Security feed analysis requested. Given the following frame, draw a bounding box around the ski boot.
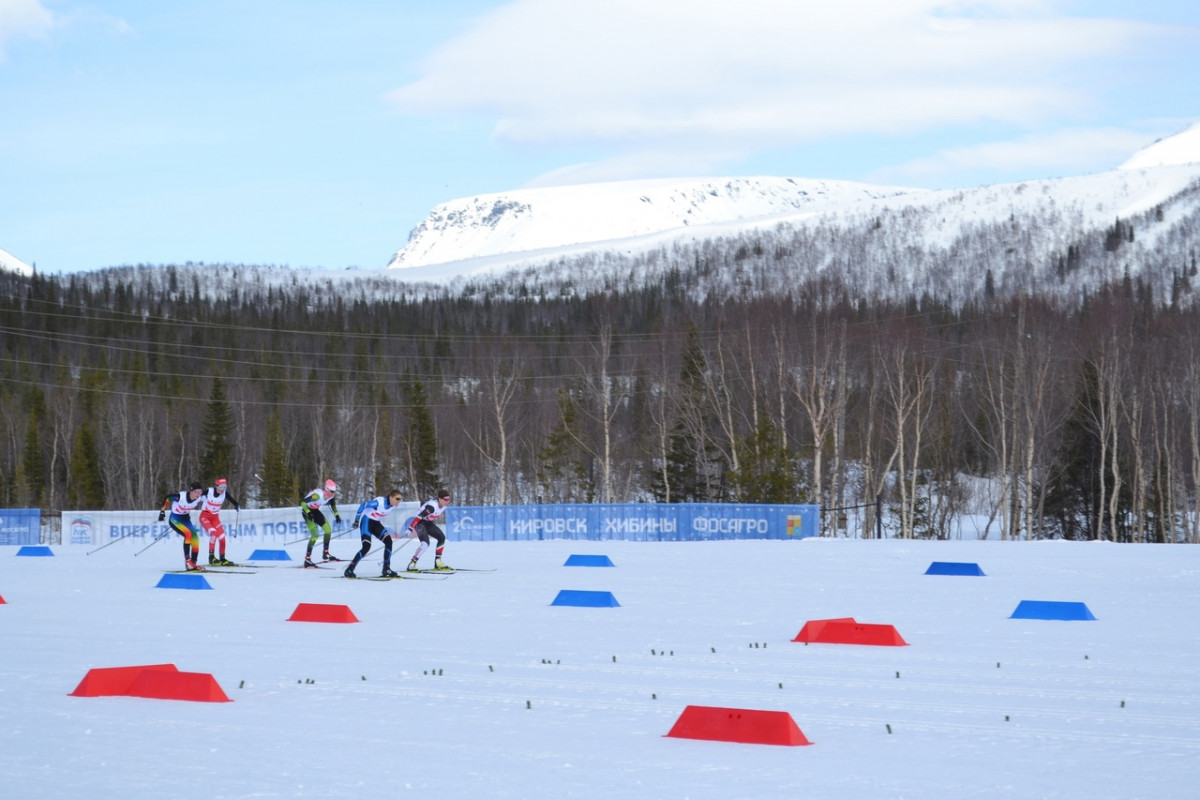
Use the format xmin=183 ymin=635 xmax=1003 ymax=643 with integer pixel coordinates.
xmin=303 ymin=555 xmax=319 ymax=568
xmin=433 ymin=558 xmax=453 ymax=571
xmin=343 ymin=566 xmax=356 ymax=578
xmin=406 ymin=558 xmax=420 ymax=573
xmin=381 ymin=567 xmax=400 ymax=578
xmin=208 ymin=553 xmax=218 ymax=565
xmin=322 ymin=550 xmax=342 ymax=562
xmin=185 ymin=559 xmax=205 ymax=572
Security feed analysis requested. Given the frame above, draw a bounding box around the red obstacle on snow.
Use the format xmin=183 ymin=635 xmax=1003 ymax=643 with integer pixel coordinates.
xmin=666 ymin=705 xmax=812 ymax=746
xmin=70 ymin=663 xmax=231 ymax=702
xmin=70 ymin=664 xmax=180 ymax=697
xmin=0 ymin=593 xmax=6 ymax=604
xmin=287 ymin=602 xmax=359 ymax=623
xmin=126 ymin=668 xmax=231 ymax=702
xmin=792 ymin=617 xmax=908 ymax=646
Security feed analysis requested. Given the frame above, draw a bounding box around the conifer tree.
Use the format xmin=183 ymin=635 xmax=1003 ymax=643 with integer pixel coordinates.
xmin=68 ymin=421 xmax=105 ymax=509
xmin=651 ymin=322 xmax=722 ymax=502
xmin=403 ymin=374 xmax=441 ymax=498
xmin=20 ymin=389 xmax=47 ymax=507
xmin=538 ymin=387 xmax=591 ymax=502
xmin=727 ymin=417 xmax=803 ymax=504
xmin=200 ymin=376 xmax=234 ymax=481
xmin=258 ymin=409 xmax=296 ymax=506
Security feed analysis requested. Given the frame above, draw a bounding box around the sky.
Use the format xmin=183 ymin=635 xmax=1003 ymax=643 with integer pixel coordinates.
xmin=1 ymin=1 xmax=1198 ymax=274
xmin=2 ymin=535 xmax=1198 ymax=798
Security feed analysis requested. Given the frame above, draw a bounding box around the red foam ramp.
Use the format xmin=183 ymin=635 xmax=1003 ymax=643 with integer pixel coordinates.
xmin=69 ymin=664 xmax=179 ymax=697
xmin=126 ymin=669 xmax=231 ymax=702
xmin=791 ymin=617 xmax=857 ymax=642
xmin=794 ymin=618 xmax=907 ymax=646
xmin=0 ymin=594 xmax=6 ymax=604
xmin=287 ymin=602 xmax=359 ymax=623
xmin=666 ymin=705 xmax=812 ymax=746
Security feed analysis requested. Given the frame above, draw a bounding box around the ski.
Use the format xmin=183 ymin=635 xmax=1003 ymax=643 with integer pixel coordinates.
xmin=419 ymin=567 xmax=495 ymax=574
xmin=329 ymin=573 xmax=448 ymax=581
xmin=166 ymin=568 xmax=256 ymax=575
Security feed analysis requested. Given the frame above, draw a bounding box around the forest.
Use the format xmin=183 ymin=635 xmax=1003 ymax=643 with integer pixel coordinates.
xmin=2 ymin=189 xmax=1200 ymax=543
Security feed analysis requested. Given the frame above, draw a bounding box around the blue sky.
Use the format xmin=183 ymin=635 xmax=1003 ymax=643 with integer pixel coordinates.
xmin=2 ymin=0 xmax=1198 ymax=273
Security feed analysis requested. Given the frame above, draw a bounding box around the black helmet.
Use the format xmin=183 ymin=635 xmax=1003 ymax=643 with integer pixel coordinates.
xmin=189 ymin=481 xmax=203 ymax=491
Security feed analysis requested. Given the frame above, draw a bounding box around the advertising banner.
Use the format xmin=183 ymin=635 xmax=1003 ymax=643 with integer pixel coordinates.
xmin=58 ymin=502 xmax=817 ymax=547
xmin=0 ymin=508 xmax=41 ymax=546
xmin=59 ymin=503 xmax=423 ymax=548
xmin=445 ymin=503 xmax=819 ymax=542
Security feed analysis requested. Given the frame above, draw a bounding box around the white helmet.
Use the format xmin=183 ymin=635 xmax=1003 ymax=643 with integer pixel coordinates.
xmin=324 ymin=479 xmax=338 ymax=493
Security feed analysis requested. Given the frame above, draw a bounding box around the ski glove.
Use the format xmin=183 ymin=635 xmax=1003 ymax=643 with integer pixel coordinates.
xmin=157 ymin=510 xmax=165 ymax=522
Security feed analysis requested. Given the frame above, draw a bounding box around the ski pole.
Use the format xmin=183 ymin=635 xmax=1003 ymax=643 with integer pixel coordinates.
xmin=353 ymin=535 xmax=411 ymax=564
xmin=134 ymin=531 xmax=169 ymax=556
xmin=87 ymin=530 xmax=135 ymax=555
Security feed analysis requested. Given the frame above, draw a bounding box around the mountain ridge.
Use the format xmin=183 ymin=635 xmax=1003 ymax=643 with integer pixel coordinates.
xmin=387 ymin=122 xmax=1200 ymax=283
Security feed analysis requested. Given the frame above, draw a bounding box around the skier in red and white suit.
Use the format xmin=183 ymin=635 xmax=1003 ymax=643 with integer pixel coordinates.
xmin=200 ymin=478 xmax=242 ymax=566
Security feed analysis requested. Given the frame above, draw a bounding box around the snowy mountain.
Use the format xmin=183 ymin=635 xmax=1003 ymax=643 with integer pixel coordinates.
xmin=387 ymin=123 xmax=1200 ymax=296
xmin=1119 ymin=122 xmax=1200 ymax=170
xmin=387 ymin=176 xmax=921 ymax=273
xmin=0 ymin=248 xmax=34 ymax=277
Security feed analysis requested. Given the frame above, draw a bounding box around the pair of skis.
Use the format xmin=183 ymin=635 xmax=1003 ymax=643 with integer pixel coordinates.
xmin=347 ymin=567 xmax=496 ymax=581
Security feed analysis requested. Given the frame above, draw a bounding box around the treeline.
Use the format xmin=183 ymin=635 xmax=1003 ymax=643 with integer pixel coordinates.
xmin=3 ymin=254 xmax=1200 ymax=543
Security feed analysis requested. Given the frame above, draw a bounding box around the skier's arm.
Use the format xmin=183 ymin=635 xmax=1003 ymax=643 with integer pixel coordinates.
xmin=158 ymin=494 xmax=174 ymax=521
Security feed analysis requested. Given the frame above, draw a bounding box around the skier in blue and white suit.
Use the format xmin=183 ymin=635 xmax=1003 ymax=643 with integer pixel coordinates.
xmin=343 ymin=490 xmax=403 ymax=579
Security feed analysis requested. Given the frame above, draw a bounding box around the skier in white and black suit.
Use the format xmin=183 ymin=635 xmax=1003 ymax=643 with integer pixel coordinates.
xmin=405 ymin=488 xmax=452 ymax=571
xmin=344 ymin=490 xmax=403 ymax=579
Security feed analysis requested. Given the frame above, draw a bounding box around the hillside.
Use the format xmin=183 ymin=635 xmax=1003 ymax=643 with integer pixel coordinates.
xmin=386 ymin=123 xmax=1200 ymax=307
xmin=0 ymin=248 xmax=34 ymax=277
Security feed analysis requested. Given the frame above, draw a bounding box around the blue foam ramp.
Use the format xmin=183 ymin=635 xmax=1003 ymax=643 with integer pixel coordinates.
xmin=1010 ymin=600 xmax=1095 ymax=620
xmin=155 ymin=573 xmax=213 ymax=590
xmin=564 ymin=554 xmax=615 ymax=567
xmin=551 ymin=589 xmax=620 ymax=607
xmin=16 ymin=545 xmax=54 ymax=557
xmin=248 ymin=549 xmax=292 ymax=561
xmin=925 ymin=561 xmax=985 ymax=576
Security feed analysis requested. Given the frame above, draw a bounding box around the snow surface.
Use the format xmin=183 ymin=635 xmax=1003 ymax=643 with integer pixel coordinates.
xmin=388 ymin=176 xmax=920 ymax=271
xmin=0 ymin=247 xmax=34 ymax=276
xmin=2 ymin=538 xmax=1198 ymax=799
xmin=1120 ymin=121 xmax=1200 ymax=170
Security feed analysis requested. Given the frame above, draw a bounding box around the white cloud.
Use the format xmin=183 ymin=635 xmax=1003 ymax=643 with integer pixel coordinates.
xmin=0 ymin=0 xmax=52 ymax=58
xmin=385 ymin=0 xmax=1163 ymax=160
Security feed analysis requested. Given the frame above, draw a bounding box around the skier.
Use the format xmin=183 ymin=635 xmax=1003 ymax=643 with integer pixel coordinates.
xmin=405 ymin=488 xmax=452 ymax=572
xmin=158 ymin=482 xmax=206 ymax=571
xmin=344 ymin=489 xmax=403 ymax=579
xmin=300 ymin=478 xmax=342 ymax=567
xmin=200 ymin=478 xmax=242 ymax=566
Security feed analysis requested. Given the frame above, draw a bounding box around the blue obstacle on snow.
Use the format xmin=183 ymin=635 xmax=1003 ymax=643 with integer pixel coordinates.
xmin=1010 ymin=600 xmax=1095 ymax=620
xmin=551 ymin=589 xmax=620 ymax=607
xmin=247 ymin=549 xmax=292 ymax=561
xmin=155 ymin=573 xmax=213 ymax=590
xmin=16 ymin=545 xmax=54 ymax=557
xmin=564 ymin=554 xmax=615 ymax=567
xmin=925 ymin=561 xmax=986 ymax=576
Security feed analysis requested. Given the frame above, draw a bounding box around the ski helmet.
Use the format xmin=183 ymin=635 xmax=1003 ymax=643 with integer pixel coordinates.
xmin=216 ymin=478 xmax=227 ymax=488
xmin=324 ymin=479 xmax=338 ymax=493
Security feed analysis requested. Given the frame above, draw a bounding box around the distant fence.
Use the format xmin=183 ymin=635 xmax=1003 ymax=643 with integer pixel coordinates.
xmin=7 ymin=503 xmax=819 ymax=546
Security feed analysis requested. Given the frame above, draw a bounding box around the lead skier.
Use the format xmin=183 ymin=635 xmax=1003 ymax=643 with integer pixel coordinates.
xmin=344 ymin=489 xmax=403 ymax=579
